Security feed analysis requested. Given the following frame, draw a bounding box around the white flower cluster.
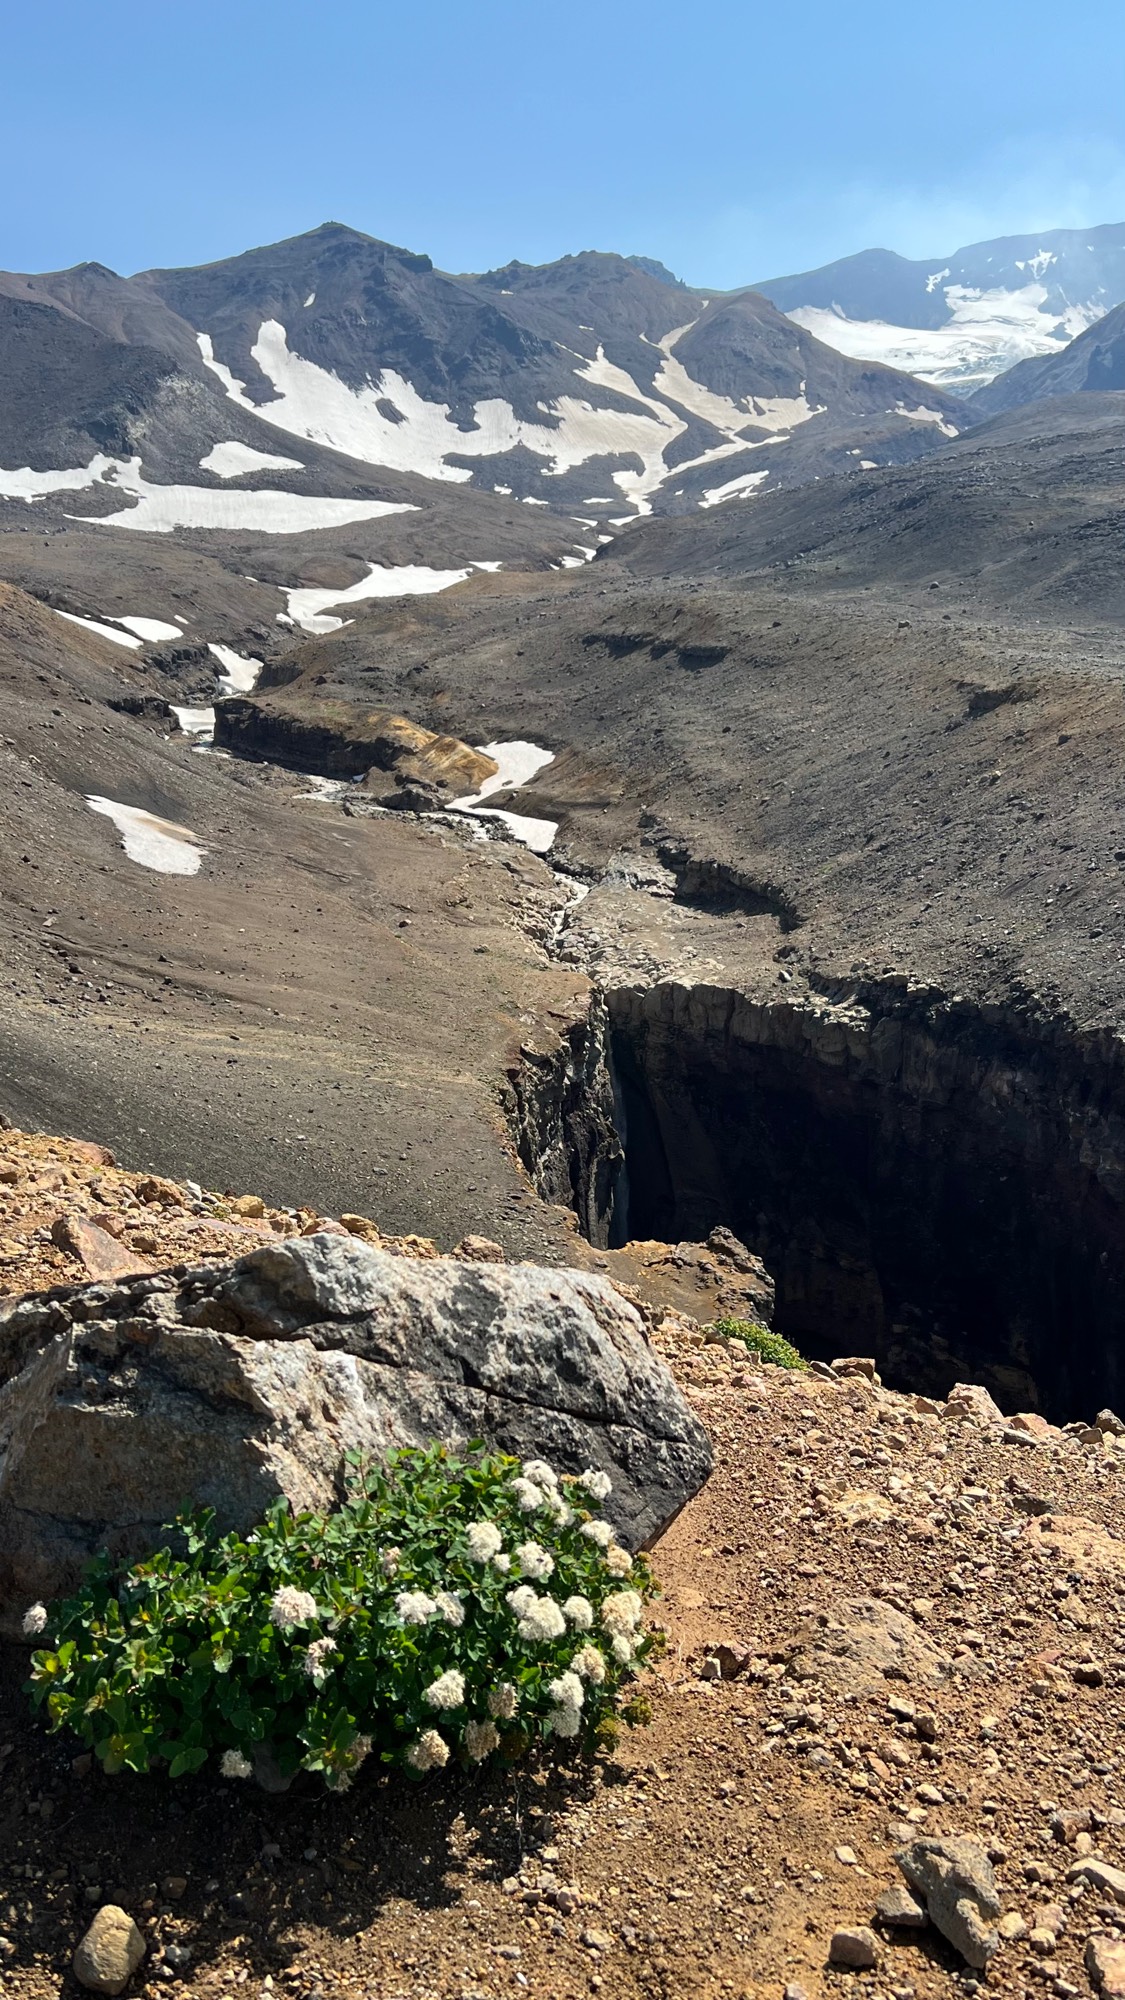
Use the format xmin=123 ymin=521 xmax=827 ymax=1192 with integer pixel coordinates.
xmin=601 ymin=1587 xmax=644 ymax=1663
xmin=511 ymin=1459 xmax=574 ymax=1528
xmin=221 ymin=1748 xmax=253 ymax=1779
xmin=465 ymin=1520 xmax=503 ymax=1563
xmin=507 ymin=1584 xmax=567 ymax=1642
xmin=394 ymin=1586 xmax=463 ymax=1627
xmin=579 ymin=1467 xmax=613 ymax=1501
xmin=562 ymin=1594 xmax=593 ymax=1629
xmin=546 ymin=1667 xmax=584 ymax=1738
xmin=21 ymin=1603 xmax=48 ymax=1638
xmin=379 ymin=1546 xmax=402 ymax=1576
xmin=406 ymin=1727 xmax=449 ymax=1772
xmin=424 ymin=1668 xmax=466 ymax=1711
xmin=580 ymin=1519 xmax=614 ymax=1549
xmin=269 ymin=1586 xmax=318 ymax=1630
xmin=464 ymin=1718 xmax=500 ymax=1761
xmin=515 ymin=1540 xmax=554 ymax=1581
xmin=303 ymin=1636 xmax=337 ymax=1682
xmin=488 ymin=1681 xmax=519 ymax=1720
xmin=395 ymin=1589 xmax=437 ymax=1625
xmin=572 ymin=1642 xmax=607 ymax=1684
xmin=604 ymin=1544 xmax=634 ymax=1578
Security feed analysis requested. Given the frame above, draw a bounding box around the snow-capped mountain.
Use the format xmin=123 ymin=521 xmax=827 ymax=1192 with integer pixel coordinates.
xmin=754 ymin=222 xmax=1125 ymax=396
xmin=0 ymin=222 xmax=966 ymax=539
xmin=967 ymin=299 xmax=1125 ymax=417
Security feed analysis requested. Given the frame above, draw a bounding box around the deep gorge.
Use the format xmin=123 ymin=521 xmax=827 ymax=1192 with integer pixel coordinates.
xmin=514 ymin=972 xmax=1125 ymax=1422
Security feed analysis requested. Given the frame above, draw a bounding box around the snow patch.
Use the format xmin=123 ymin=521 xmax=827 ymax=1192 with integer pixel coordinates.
xmin=448 ymin=739 xmax=558 ymax=855
xmin=0 ymin=454 xmax=117 ymax=502
xmin=699 ymin=468 xmax=771 ymax=508
xmin=55 ymin=609 xmax=142 ymax=650
xmin=78 ymin=456 xmax=413 ymax=535
xmin=119 ymin=616 xmax=183 ymax=642
xmin=284 ymin=563 xmax=474 ymax=635
xmin=200 ymin=440 xmax=305 ymax=479
xmin=200 ymin=321 xmax=700 ymax=513
xmin=207 ymin=644 xmax=263 ymax=695
xmin=891 ymin=402 xmax=960 ymax=438
xmin=170 ymin=705 xmax=215 ymax=737
xmin=86 ymin=796 xmax=204 ymax=875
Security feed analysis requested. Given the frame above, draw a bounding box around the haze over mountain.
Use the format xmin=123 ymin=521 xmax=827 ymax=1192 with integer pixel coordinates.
xmin=754 ymin=220 xmax=1125 ymax=394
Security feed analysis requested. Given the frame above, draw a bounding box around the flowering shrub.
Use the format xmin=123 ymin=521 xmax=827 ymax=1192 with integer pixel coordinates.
xmin=709 ymin=1316 xmax=807 ymax=1370
xmin=25 ymin=1445 xmax=657 ymax=1791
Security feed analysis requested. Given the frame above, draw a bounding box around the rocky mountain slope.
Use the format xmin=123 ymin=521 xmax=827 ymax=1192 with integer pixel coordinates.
xmin=754 ymin=220 xmax=1125 ymax=394
xmin=0 ymin=222 xmax=965 ymax=541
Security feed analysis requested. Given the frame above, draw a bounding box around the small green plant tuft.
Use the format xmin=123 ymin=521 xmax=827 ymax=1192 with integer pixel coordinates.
xmin=709 ymin=1317 xmax=808 ymax=1370
xmin=24 ymin=1445 xmax=657 ymax=1791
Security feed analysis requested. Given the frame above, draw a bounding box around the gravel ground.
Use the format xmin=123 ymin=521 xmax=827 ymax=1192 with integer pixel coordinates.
xmin=4 ymin=1249 xmax=1125 ymax=1999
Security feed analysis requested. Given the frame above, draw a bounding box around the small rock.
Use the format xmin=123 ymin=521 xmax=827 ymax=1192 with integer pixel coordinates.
xmin=1066 ymin=1861 xmax=1125 ymax=1903
xmin=73 ymin=1906 xmax=146 ymax=1995
xmin=998 ymin=1912 xmax=1028 ymax=1941
xmin=50 ymin=1215 xmax=153 ymax=1281
xmin=876 ymin=1886 xmax=928 ymax=1930
xmin=582 ymin=1928 xmax=613 ymax=1950
xmin=230 ymin=1193 xmax=266 ymax=1219
xmin=1008 ymin=1411 xmax=1057 ymax=1439
xmin=1072 ymin=1661 xmax=1105 ymax=1687
xmin=1087 ymin=1934 xmax=1125 ymax=1999
xmin=339 ymin=1214 xmax=382 ymax=1242
xmin=161 ymin=1876 xmax=187 ymax=1901
xmin=1097 ymin=1410 xmax=1125 ymax=1438
xmin=453 ymin=1235 xmax=506 ymax=1262
xmin=134 ymin=1176 xmax=182 ymax=1208
xmin=832 ymin=1356 xmax=880 ymax=1383
xmin=896 ymin=1836 xmax=1001 ymax=1968
xmin=714 ymin=1641 xmax=751 ymax=1679
xmin=916 ymin=1783 xmax=945 ymax=1806
xmin=835 ymin=1846 xmax=859 ymax=1867
xmin=829 ymin=1925 xmax=879 ymax=1969
xmin=942 ymin=1382 xmax=1005 ymax=1428
xmin=1029 ymin=1926 xmax=1058 ymax=1955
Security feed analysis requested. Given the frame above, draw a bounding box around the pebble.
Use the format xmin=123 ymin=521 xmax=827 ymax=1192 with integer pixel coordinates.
xmin=829 ymin=1925 xmax=880 ymax=1969
xmin=1087 ymin=1934 xmax=1125 ymax=1998
xmin=73 ymin=1906 xmax=146 ymax=1995
xmin=875 ymin=1885 xmax=928 ymax=1929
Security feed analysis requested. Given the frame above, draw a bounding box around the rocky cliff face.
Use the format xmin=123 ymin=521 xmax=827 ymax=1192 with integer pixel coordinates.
xmin=504 ymin=991 xmax=624 ymax=1247
xmin=213 ymin=693 xmax=496 ymax=800
xmin=604 ymin=976 xmax=1125 ymax=1419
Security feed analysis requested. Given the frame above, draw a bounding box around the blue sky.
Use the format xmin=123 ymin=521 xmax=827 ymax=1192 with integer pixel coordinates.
xmin=3 ymin=0 xmax=1124 ymax=285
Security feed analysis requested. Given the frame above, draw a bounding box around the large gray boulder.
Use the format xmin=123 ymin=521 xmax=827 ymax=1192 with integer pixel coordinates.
xmin=0 ymin=1235 xmax=711 ymax=1624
